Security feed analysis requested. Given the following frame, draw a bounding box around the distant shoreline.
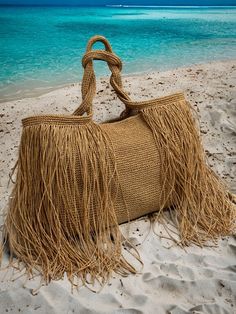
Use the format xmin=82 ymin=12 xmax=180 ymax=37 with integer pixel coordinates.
xmin=0 ymin=5 xmax=236 ymax=8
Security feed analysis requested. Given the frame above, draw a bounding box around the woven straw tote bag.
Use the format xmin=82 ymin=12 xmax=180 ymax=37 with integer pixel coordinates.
xmin=1 ymin=35 xmax=235 ymax=288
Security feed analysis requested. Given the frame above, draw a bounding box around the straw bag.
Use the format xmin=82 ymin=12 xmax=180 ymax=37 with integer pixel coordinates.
xmin=2 ymin=35 xmax=235 ymax=287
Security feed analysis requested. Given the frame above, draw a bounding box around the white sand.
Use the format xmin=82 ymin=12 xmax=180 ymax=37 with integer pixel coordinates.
xmin=0 ymin=60 xmax=236 ymax=313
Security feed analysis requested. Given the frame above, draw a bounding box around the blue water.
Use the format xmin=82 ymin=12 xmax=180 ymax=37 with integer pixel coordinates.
xmin=0 ymin=6 xmax=236 ymax=101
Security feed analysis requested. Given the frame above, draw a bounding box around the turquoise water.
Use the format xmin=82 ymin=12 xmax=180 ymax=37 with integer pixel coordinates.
xmin=0 ymin=6 xmax=236 ymax=101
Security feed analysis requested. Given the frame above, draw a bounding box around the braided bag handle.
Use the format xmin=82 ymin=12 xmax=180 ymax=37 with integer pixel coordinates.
xmin=73 ymin=35 xmax=132 ymax=116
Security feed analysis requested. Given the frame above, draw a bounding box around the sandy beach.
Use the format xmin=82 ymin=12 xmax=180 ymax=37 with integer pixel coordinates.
xmin=0 ymin=59 xmax=236 ymax=313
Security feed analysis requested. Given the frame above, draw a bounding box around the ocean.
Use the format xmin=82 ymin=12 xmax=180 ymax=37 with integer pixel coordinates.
xmin=0 ymin=6 xmax=236 ymax=101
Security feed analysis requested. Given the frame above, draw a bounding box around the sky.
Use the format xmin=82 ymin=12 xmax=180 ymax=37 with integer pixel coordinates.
xmin=0 ymin=0 xmax=235 ymax=5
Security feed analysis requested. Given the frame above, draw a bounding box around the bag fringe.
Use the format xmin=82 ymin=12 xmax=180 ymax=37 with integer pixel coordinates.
xmin=1 ymin=99 xmax=236 ymax=289
xmin=2 ymin=121 xmax=137 ymax=288
xmin=141 ymin=100 xmax=236 ymax=246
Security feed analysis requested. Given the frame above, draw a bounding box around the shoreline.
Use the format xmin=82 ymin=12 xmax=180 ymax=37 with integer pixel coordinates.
xmin=1 ymin=58 xmax=236 ymax=104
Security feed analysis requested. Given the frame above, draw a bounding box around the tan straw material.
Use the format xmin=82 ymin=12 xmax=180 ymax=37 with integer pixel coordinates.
xmin=1 ymin=35 xmax=236 ymax=290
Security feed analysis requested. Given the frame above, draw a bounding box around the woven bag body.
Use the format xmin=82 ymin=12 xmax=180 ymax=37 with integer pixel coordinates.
xmin=103 ymin=114 xmax=165 ymax=224
xmin=21 ymin=97 xmax=175 ymax=228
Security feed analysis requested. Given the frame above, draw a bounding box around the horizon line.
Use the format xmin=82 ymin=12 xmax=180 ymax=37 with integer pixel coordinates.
xmin=0 ymin=4 xmax=235 ymax=7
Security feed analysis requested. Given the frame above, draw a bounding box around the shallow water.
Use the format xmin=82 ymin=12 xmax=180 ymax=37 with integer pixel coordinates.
xmin=0 ymin=6 xmax=236 ymax=101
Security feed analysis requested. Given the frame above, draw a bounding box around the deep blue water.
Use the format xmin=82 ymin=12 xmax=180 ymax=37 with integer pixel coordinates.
xmin=0 ymin=6 xmax=236 ymax=101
